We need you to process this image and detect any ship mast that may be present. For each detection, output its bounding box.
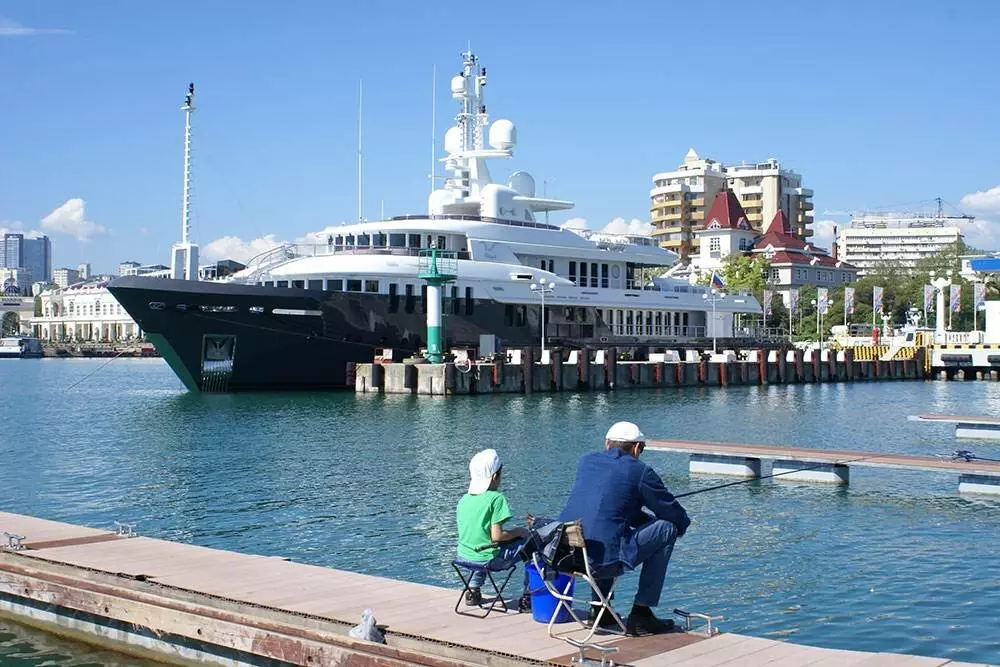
[181,83,195,245]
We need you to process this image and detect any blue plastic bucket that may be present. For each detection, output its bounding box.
[526,563,574,623]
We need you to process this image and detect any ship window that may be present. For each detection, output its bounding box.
[569,261,577,285]
[405,284,415,313]
[579,308,588,322]
[347,279,362,292]
[451,286,459,315]
[390,233,406,248]
[264,281,274,287]
[373,233,386,247]
[345,235,355,246]
[365,280,379,293]
[548,260,554,273]
[591,263,598,288]
[565,307,575,322]
[307,280,322,290]
[517,305,527,326]
[580,263,587,287]
[357,234,371,247]
[292,280,305,289]
[601,263,609,288]
[465,286,473,314]
[437,235,446,249]
[408,234,421,248]
[388,283,399,313]
[540,259,546,270]
[334,235,343,247]
[276,280,289,288]
[504,304,514,326]
[326,279,343,291]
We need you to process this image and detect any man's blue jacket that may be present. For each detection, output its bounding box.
[559,448,690,568]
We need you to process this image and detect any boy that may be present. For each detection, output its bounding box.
[456,448,531,609]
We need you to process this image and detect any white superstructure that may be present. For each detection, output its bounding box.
[837,212,968,275]
[225,52,761,342]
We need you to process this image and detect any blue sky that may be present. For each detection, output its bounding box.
[3,1,1000,273]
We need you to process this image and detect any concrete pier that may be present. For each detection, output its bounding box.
[353,347,926,395]
[773,460,850,485]
[958,474,1000,495]
[689,454,762,478]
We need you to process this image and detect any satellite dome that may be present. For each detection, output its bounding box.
[451,75,467,99]
[488,119,516,151]
[508,171,535,197]
[444,126,462,155]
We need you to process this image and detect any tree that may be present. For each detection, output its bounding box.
[702,253,771,294]
[1,312,19,336]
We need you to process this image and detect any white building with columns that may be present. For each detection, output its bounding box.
[29,279,142,343]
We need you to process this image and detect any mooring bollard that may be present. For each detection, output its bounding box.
[522,347,534,394]
[757,349,767,385]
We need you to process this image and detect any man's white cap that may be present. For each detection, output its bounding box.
[605,421,645,443]
[468,448,502,494]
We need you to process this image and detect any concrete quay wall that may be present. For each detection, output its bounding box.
[353,348,926,395]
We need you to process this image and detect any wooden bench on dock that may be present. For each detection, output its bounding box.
[0,512,986,666]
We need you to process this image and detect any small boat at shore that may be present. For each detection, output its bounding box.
[0,336,44,359]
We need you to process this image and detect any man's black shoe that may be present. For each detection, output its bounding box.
[464,589,482,607]
[626,606,675,636]
[588,608,625,632]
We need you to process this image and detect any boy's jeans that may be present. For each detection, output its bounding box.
[468,539,528,593]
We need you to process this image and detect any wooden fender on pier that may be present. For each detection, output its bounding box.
[757,349,767,385]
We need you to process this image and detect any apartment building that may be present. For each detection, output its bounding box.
[837,214,965,276]
[650,149,814,261]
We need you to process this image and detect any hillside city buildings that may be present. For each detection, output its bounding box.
[1,232,52,294]
[836,213,967,276]
[650,150,814,261]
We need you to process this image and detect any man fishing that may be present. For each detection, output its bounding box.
[559,421,690,636]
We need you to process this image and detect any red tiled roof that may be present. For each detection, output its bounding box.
[765,250,857,269]
[754,230,809,251]
[769,210,792,235]
[703,190,752,231]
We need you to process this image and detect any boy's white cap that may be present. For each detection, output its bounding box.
[468,449,502,494]
[605,421,645,443]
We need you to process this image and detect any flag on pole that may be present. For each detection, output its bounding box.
[818,287,829,315]
[975,282,986,311]
[788,288,799,315]
[873,286,884,313]
[923,284,934,313]
[844,287,855,315]
[711,272,725,289]
[763,289,773,316]
[950,284,961,313]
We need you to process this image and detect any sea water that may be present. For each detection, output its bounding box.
[0,358,998,663]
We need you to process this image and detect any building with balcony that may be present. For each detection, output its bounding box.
[836,214,966,276]
[650,150,814,261]
[53,267,81,289]
[29,279,141,343]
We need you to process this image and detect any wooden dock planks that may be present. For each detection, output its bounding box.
[0,512,987,666]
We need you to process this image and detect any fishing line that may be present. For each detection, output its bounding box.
[64,348,131,391]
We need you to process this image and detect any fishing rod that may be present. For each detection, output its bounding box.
[672,455,876,499]
[939,450,1000,464]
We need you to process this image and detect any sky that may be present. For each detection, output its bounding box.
[2,1,1000,274]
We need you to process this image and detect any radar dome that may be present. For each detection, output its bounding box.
[488,119,516,151]
[451,75,467,99]
[444,126,462,155]
[508,171,536,197]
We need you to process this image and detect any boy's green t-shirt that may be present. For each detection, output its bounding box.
[456,490,513,562]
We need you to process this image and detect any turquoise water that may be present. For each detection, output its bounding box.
[1,358,999,664]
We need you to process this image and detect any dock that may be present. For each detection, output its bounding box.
[0,512,984,666]
[909,413,1000,440]
[646,439,1000,494]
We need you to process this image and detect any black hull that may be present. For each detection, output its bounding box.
[108,277,561,391]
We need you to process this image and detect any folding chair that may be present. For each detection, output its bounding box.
[531,521,628,641]
[451,558,517,618]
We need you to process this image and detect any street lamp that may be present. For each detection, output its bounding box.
[530,281,555,355]
[929,269,952,338]
[702,287,725,355]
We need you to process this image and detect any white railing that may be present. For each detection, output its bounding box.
[937,330,985,345]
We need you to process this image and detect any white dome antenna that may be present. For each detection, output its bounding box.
[508,171,535,196]
[489,119,516,152]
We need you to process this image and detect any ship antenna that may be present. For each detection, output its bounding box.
[357,79,363,222]
[181,83,195,245]
[430,63,436,195]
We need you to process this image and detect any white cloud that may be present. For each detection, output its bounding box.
[560,217,589,231]
[0,220,24,236]
[40,198,106,241]
[601,217,654,236]
[0,17,71,36]
[811,219,839,252]
[821,209,851,216]
[960,185,1000,251]
[202,234,283,263]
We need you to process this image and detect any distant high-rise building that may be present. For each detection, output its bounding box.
[118,261,141,276]
[53,267,81,289]
[650,150,814,261]
[837,213,968,276]
[3,233,24,269]
[22,235,52,283]
[77,263,92,280]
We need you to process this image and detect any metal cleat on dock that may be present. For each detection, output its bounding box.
[114,521,137,538]
[674,608,723,637]
[3,532,25,550]
[565,637,618,667]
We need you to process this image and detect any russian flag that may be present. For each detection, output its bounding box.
[711,272,725,289]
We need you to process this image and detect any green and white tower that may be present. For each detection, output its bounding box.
[418,249,458,363]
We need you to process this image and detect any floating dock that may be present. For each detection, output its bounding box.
[0,512,984,666]
[646,439,1000,495]
[352,347,926,395]
[910,413,1000,440]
